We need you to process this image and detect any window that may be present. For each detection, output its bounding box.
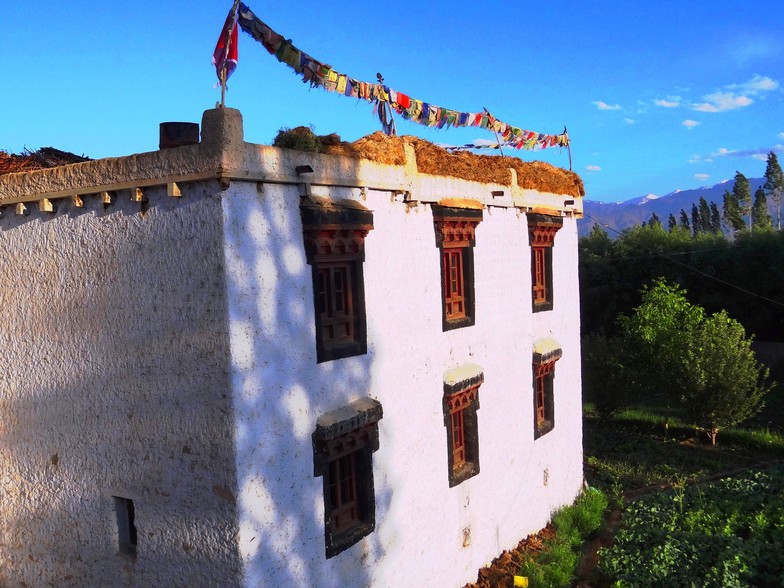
[313,397,382,558]
[433,203,483,330]
[318,262,354,345]
[301,197,373,362]
[113,496,138,557]
[443,364,483,487]
[532,337,562,439]
[527,213,563,312]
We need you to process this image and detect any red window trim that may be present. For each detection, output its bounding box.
[534,362,554,426]
[442,247,466,320]
[532,246,547,305]
[444,384,479,475]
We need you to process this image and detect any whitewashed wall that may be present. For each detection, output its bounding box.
[223,163,583,587]
[0,186,243,587]
[0,105,582,587]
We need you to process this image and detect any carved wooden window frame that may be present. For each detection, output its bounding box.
[443,366,483,487]
[532,341,562,439]
[433,204,483,331]
[527,213,563,313]
[301,198,373,362]
[313,398,383,558]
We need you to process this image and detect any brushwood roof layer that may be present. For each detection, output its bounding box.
[322,132,584,198]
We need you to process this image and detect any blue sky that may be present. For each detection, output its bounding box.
[2,1,782,202]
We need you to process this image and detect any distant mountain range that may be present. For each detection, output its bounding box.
[579,178,767,237]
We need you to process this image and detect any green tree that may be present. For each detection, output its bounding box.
[709,201,722,234]
[752,187,772,231]
[680,311,773,445]
[618,279,705,419]
[582,333,638,419]
[733,171,753,231]
[691,203,701,235]
[649,212,662,228]
[667,213,677,231]
[722,189,744,239]
[698,196,711,233]
[580,224,612,258]
[679,209,690,232]
[764,151,784,230]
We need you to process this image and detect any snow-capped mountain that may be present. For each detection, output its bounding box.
[580,178,766,237]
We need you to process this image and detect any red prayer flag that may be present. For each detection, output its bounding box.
[212,7,239,82]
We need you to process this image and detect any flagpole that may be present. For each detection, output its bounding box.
[484,108,504,157]
[220,68,227,108]
[220,0,241,108]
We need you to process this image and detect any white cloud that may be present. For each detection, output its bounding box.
[624,118,636,125]
[592,101,621,111]
[713,147,735,157]
[682,119,700,129]
[654,76,778,114]
[691,75,777,113]
[778,132,784,140]
[586,165,602,172]
[655,98,681,108]
[695,173,710,181]
[693,92,753,112]
[730,74,779,92]
[751,153,768,161]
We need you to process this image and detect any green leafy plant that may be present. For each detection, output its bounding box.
[599,466,784,587]
[519,488,608,587]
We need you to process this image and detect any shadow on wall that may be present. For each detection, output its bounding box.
[223,167,394,587]
[0,187,243,587]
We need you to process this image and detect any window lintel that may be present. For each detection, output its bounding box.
[527,213,563,247]
[314,397,383,442]
[433,204,483,247]
[443,363,485,395]
[532,337,563,365]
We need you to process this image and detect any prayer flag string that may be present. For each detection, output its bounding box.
[234,3,569,150]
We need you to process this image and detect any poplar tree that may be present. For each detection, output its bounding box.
[752,187,772,231]
[722,190,744,239]
[764,151,784,230]
[709,202,722,234]
[667,213,677,232]
[649,212,662,228]
[698,197,711,233]
[732,171,753,231]
[691,203,701,235]
[679,209,690,232]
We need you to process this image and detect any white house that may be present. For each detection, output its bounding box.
[0,107,584,587]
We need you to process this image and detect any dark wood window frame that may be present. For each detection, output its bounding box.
[443,365,483,487]
[301,197,373,362]
[527,213,563,313]
[113,496,138,557]
[313,397,383,559]
[532,339,562,439]
[433,204,483,331]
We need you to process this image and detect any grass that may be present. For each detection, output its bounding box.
[518,488,608,588]
[583,398,784,494]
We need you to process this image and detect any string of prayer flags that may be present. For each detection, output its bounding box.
[233,3,569,150]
